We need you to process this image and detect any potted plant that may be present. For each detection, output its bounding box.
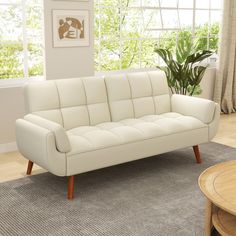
[154,36,214,96]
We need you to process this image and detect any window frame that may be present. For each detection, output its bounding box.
[0,0,45,87]
[95,0,222,72]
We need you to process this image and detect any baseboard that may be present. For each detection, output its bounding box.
[0,142,18,154]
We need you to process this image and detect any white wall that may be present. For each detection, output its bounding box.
[0,87,25,150]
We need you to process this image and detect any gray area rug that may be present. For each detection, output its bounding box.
[0,142,235,236]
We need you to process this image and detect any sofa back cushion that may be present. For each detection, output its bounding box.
[104,74,135,121]
[105,71,170,121]
[24,81,64,126]
[25,77,111,130]
[127,72,155,118]
[24,70,170,128]
[148,71,171,114]
[56,79,89,130]
[82,77,111,126]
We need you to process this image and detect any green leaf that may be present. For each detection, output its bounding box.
[185,50,213,65]
[175,31,193,64]
[154,44,212,95]
[154,48,173,66]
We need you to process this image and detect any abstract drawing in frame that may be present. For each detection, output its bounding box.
[52,9,89,47]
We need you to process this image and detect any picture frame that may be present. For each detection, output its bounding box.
[52,9,89,47]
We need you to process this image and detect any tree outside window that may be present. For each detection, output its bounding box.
[95,0,221,72]
[0,0,43,80]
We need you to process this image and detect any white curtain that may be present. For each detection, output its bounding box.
[214,0,236,113]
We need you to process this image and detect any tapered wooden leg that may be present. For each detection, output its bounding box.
[68,176,75,200]
[193,145,202,164]
[26,160,34,175]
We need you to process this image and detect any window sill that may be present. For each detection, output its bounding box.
[0,66,217,89]
[0,76,45,89]
[95,66,217,76]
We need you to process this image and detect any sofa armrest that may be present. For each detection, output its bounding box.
[15,119,66,176]
[209,103,220,140]
[24,114,71,153]
[171,94,217,124]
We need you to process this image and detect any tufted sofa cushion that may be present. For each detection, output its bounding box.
[24,81,63,126]
[25,76,112,130]
[24,71,170,129]
[82,77,111,125]
[56,78,89,129]
[105,71,171,121]
[67,112,206,155]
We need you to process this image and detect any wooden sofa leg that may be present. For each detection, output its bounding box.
[68,176,75,200]
[193,145,202,164]
[26,160,34,175]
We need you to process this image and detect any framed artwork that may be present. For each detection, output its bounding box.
[52,9,89,47]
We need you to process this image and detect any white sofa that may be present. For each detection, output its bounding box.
[15,71,220,199]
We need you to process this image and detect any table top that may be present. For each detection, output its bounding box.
[198,160,236,216]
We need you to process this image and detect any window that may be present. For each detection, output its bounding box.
[95,0,222,72]
[0,0,43,80]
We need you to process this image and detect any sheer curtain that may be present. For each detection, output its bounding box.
[214,0,236,113]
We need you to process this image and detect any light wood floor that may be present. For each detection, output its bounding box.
[0,113,236,183]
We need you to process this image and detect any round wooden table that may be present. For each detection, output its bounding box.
[199,160,236,236]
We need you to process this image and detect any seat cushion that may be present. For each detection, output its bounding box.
[67,112,207,155]
[140,112,206,133]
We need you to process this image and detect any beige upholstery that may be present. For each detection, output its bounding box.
[24,81,63,126]
[24,114,71,153]
[67,112,207,155]
[105,71,171,121]
[16,70,220,177]
[82,77,111,125]
[66,126,208,176]
[105,74,135,121]
[15,119,66,176]
[171,94,216,124]
[56,78,89,129]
